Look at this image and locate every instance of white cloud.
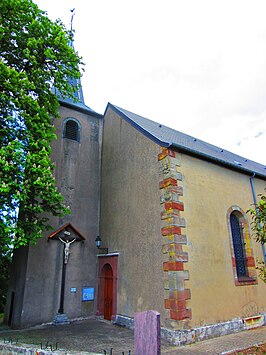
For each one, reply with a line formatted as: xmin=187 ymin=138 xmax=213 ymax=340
xmin=34 ymin=0 xmax=266 ymax=165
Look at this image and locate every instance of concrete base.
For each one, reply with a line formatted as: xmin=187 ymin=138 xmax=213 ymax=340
xmin=53 ymin=313 xmax=70 ymax=326
xmin=114 ymin=313 xmax=266 ymax=346
xmin=113 ymin=314 xmax=134 ymax=329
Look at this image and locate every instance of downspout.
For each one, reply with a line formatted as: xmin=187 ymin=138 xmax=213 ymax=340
xmin=250 ymin=173 xmax=266 ymax=263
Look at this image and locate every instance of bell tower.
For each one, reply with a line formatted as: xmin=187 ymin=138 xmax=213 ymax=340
xmin=5 ymin=31 xmax=103 ymax=327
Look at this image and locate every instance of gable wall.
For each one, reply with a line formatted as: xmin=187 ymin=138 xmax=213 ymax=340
xmin=100 ymin=108 xmax=167 ymax=321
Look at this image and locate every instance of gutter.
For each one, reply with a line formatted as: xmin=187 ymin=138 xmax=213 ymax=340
xmin=59 ymin=99 xmax=103 ymax=118
xmin=170 ymin=142 xmax=266 ymax=180
xmin=249 ymin=173 xmax=266 ymax=263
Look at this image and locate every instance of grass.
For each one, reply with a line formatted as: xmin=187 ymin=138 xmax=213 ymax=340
xmin=228 ymin=343 xmax=266 ymax=354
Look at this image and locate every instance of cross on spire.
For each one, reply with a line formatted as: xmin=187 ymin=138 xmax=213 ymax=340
xmin=70 ymin=8 xmax=75 ymax=32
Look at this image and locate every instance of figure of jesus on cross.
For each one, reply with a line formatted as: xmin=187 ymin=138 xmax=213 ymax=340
xmin=48 ymin=224 xmax=85 ymax=320
xmin=59 ymin=237 xmax=76 ymax=264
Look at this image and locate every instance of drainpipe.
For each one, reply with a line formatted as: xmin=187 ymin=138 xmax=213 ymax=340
xmin=250 ymin=173 xmax=266 ymax=263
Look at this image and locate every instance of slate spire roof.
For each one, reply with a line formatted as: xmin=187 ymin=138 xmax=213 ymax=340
xmin=57 ymin=45 xmax=97 ymax=115
xmin=107 ymin=103 xmax=266 ymax=179
xmin=55 ymin=34 xmax=101 ymax=118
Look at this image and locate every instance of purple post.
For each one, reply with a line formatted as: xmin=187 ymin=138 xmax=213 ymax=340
xmin=134 ymin=310 xmax=161 ymax=355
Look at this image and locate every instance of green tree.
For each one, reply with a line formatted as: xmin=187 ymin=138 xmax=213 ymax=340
xmin=248 ymin=190 xmax=266 ymax=282
xmin=0 ymin=254 xmax=11 ymax=314
xmin=0 ymin=0 xmax=82 ymax=254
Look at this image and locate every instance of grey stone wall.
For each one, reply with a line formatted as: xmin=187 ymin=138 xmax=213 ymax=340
xmin=5 ymin=104 xmax=102 ymax=328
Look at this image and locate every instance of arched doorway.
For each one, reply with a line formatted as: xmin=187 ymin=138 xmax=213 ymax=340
xmin=103 ymin=264 xmax=113 ymax=320
xmin=97 ymin=255 xmax=118 ymax=320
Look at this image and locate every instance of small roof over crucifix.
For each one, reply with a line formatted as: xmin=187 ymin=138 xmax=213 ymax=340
xmin=48 ymin=223 xmax=85 ymax=242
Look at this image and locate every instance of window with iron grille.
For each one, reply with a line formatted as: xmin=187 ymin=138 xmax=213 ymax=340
xmin=63 ymin=119 xmax=80 ymax=142
xmin=230 ymin=212 xmax=247 ymax=278
xmin=227 ymin=206 xmax=257 ymax=285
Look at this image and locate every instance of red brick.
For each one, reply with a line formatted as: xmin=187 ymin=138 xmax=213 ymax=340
xmin=246 ymin=256 xmax=255 ymax=267
xmin=164 ymin=299 xmax=171 ymax=309
xmin=235 ymin=279 xmax=258 ymax=286
xmin=163 ymin=262 xmax=169 ymax=271
xmin=170 ymin=308 xmax=192 ymax=321
xmin=169 ymin=299 xmax=187 ymax=310
xmin=167 ymin=261 xmax=184 ymax=271
xmin=161 ymin=226 xmax=182 ymax=236
xmin=159 ymin=178 xmax=178 ymax=189
xmin=165 ymin=201 xmax=184 ymax=211
xmin=169 ymin=310 xmax=179 ymax=320
xmin=231 ymin=256 xmax=236 ymax=267
xmin=158 ymin=148 xmax=176 ymax=160
xmin=177 ymin=300 xmax=187 ymax=310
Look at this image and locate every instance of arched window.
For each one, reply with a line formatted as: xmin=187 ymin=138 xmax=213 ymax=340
xmin=63 ymin=118 xmax=81 ymax=142
xmin=230 ymin=212 xmax=247 ymax=278
xmin=227 ymin=206 xmax=257 ymax=285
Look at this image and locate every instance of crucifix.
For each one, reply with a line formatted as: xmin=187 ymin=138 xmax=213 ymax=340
xmin=48 ymin=223 xmax=85 ymax=324
xmin=58 ymin=230 xmax=76 ymax=314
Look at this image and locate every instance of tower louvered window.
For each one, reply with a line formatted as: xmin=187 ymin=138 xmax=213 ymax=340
xmin=230 ymin=212 xmax=247 ymax=278
xmin=63 ymin=119 xmax=80 ymax=142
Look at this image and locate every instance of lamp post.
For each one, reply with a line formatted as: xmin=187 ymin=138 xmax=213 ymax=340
xmin=95 ymin=236 xmax=108 ymax=254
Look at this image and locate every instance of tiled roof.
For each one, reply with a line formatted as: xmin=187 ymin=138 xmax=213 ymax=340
xmin=108 ymin=103 xmax=266 ymax=179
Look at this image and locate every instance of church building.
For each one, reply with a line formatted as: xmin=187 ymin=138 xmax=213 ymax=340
xmin=4 ymin=72 xmax=266 ymax=345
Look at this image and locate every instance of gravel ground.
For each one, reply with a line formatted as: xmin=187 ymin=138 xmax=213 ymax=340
xmin=0 ymin=318 xmax=266 ymax=354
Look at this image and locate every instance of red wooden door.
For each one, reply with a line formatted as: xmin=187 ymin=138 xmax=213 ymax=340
xmin=104 ymin=264 xmax=113 ymax=320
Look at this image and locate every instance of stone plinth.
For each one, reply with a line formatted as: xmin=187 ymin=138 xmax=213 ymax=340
xmin=53 ymin=313 xmax=70 ymax=325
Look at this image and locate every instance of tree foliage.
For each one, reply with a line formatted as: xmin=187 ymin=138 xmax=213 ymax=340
xmin=248 ymin=190 xmax=266 ymax=282
xmin=0 ymin=0 xmax=83 ymax=254
xmin=0 ymin=254 xmax=11 ymax=313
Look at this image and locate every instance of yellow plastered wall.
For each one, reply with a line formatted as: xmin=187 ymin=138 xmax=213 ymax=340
xmin=101 ymin=106 xmax=266 ymax=329
xmin=180 ymin=153 xmax=266 ymax=327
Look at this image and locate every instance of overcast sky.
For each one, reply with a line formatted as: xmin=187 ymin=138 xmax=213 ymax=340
xmin=34 ymin=0 xmax=266 ymax=166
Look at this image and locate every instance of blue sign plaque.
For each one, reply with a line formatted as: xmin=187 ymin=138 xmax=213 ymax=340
xmin=82 ymin=287 xmax=94 ymax=301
